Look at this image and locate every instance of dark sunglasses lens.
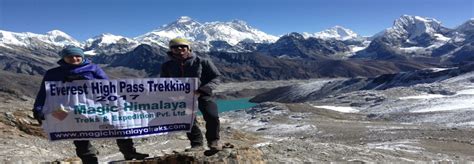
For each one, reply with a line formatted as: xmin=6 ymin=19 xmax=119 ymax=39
xmin=171 ymin=45 xmax=188 ymax=49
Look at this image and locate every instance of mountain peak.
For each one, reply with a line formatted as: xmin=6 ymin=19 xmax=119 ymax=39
xmin=159 ymin=16 xmax=202 ymax=31
xmin=231 ymin=19 xmax=248 ymax=25
xmin=46 ymin=30 xmax=78 ymax=44
xmin=399 ymin=15 xmax=429 ymax=21
xmin=205 ymin=19 xmax=253 ymax=33
xmin=46 ymin=30 xmax=69 ymax=37
xmin=93 ymin=33 xmax=123 ymax=39
xmin=393 ymin=15 xmax=442 ymax=32
xmin=85 ymin=33 xmax=137 ymax=48
xmin=0 ymin=29 xmax=81 ymax=48
xmin=136 ymin=17 xmax=277 ymax=48
xmin=283 ymin=32 xmax=305 ymax=40
xmin=84 ymin=33 xmax=138 ymax=55
xmin=304 ymin=26 xmax=359 ymax=40
xmin=455 ymin=18 xmax=474 ymax=33
xmin=177 ymin=16 xmax=193 ymax=23
xmin=381 ymin=15 xmax=447 ymax=45
xmin=320 ymin=26 xmax=358 ymax=40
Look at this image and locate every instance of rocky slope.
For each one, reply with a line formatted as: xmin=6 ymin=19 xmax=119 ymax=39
xmin=251 ymin=63 xmax=474 ymax=103
xmin=2 ymin=97 xmax=473 ymax=163
xmin=2 ymin=68 xmax=474 ymax=162
xmin=222 ymin=102 xmax=474 ymax=162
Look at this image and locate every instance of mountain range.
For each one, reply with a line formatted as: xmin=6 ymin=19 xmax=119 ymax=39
xmin=0 ymin=15 xmax=473 ymax=81
xmin=1 ymin=15 xmax=474 ymax=163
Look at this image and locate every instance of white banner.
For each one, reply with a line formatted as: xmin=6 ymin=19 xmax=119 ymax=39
xmin=42 ymin=78 xmax=198 ymax=141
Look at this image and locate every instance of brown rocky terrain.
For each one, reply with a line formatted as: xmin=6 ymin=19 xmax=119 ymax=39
xmin=1 ymin=78 xmax=473 ymax=163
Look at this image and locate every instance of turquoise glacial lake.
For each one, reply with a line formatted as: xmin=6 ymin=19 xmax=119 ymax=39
xmin=216 ymin=98 xmax=257 ymax=113
xmin=196 ymin=98 xmax=256 ymax=115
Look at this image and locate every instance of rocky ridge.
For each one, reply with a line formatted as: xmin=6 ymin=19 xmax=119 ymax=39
xmin=2 ymin=72 xmax=474 ymax=162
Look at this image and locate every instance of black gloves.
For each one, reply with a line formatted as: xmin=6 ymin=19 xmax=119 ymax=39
xmin=33 ymin=110 xmax=45 ymax=125
xmin=197 ymin=86 xmax=212 ymax=96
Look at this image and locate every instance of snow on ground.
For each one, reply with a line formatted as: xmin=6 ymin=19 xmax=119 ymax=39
xmin=222 ymin=117 xmax=267 ymax=131
xmin=455 ymin=88 xmax=474 ymax=95
xmin=399 ymin=46 xmax=424 ymax=53
xmin=442 ymin=73 xmax=474 ymax=84
xmin=395 ymin=87 xmax=474 ymax=113
xmin=293 ymin=81 xmax=332 ymax=97
xmin=232 ymin=119 xmax=316 ymax=134
xmin=366 ymin=125 xmax=418 ymax=131
xmin=312 ymin=105 xmax=359 ymax=113
xmin=266 ymin=124 xmax=316 ymax=134
xmin=221 ymin=103 xmax=318 ymax=136
xmin=410 ymin=96 xmax=474 ymax=113
xmin=253 ymin=142 xmax=272 ymax=148
xmin=408 ymin=91 xmax=474 ymax=113
xmin=349 ymin=45 xmax=368 ymax=53
xmin=423 ymin=67 xmax=451 ymax=72
xmin=447 ymin=121 xmax=474 ymax=127
xmin=399 ymin=94 xmax=447 ymax=100
xmin=367 ymin=140 xmax=424 ymax=154
xmin=434 ymin=33 xmax=450 ymax=42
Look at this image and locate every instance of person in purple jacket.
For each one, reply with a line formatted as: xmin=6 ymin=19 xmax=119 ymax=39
xmin=32 ymin=46 xmax=148 ymax=163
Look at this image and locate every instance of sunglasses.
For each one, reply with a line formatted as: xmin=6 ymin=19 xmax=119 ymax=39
xmin=170 ymin=45 xmax=189 ymax=49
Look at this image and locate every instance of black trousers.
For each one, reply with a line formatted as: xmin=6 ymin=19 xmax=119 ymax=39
xmin=187 ymin=96 xmax=220 ymax=146
xmin=73 ymin=139 xmax=136 ymax=163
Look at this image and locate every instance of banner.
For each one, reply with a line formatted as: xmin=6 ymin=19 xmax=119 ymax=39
xmin=42 ymin=78 xmax=197 ymax=141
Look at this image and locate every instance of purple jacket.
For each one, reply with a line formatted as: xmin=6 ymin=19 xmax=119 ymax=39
xmin=33 ymin=59 xmax=108 ymax=114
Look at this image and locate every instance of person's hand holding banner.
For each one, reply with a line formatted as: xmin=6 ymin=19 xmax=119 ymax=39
xmin=51 ymin=105 xmax=69 ymax=121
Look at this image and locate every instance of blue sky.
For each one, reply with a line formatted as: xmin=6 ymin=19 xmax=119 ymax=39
xmin=1 ymin=0 xmax=472 ymax=41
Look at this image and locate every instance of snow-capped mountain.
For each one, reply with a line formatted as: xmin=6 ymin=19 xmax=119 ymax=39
xmin=201 ymin=20 xmax=278 ymax=45
xmin=300 ymin=26 xmax=369 ymax=56
xmin=84 ymin=33 xmax=138 ymax=55
xmin=455 ymin=18 xmax=474 ymax=34
xmin=0 ymin=16 xmax=279 ymax=54
xmin=0 ymin=30 xmax=81 ymax=49
xmin=353 ymin=15 xmax=458 ymax=59
xmin=257 ymin=32 xmax=359 ymax=59
xmin=0 ymin=30 xmax=83 ymax=75
xmin=303 ymin=26 xmax=361 ymax=41
xmin=0 ymin=15 xmax=473 ymax=77
xmin=380 ymin=15 xmax=451 ymax=47
xmin=135 ymin=16 xmax=278 ymax=51
xmin=430 ymin=19 xmax=474 ymax=62
xmin=251 ymin=63 xmax=474 ymax=103
xmin=453 ymin=18 xmax=474 ymax=44
xmin=134 ymin=16 xmax=203 ymax=48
